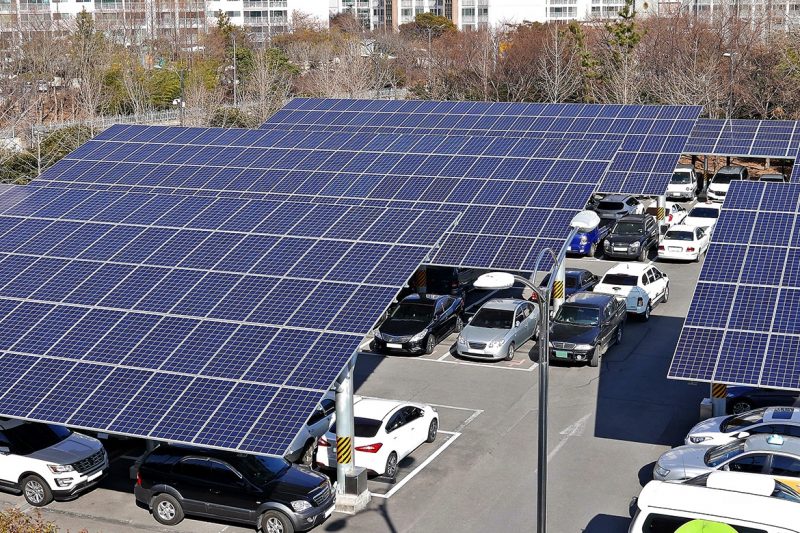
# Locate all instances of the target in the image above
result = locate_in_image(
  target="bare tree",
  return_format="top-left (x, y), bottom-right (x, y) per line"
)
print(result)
top-left (536, 25), bottom-right (581, 103)
top-left (243, 49), bottom-right (293, 123)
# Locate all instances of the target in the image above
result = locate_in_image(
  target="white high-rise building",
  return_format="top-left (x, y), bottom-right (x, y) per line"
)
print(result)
top-left (207, 0), bottom-right (328, 42)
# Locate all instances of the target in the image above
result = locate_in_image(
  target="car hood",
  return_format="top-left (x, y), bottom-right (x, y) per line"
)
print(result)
top-left (656, 445), bottom-right (710, 480)
top-left (607, 234), bottom-right (643, 245)
top-left (687, 417), bottom-right (725, 436)
top-left (667, 182), bottom-right (693, 191)
top-left (379, 320), bottom-right (428, 337)
top-left (550, 323), bottom-right (598, 344)
top-left (708, 182), bottom-right (732, 192)
top-left (460, 326), bottom-right (510, 344)
top-left (26, 433), bottom-right (103, 464)
top-left (269, 466), bottom-right (329, 499)
top-left (684, 216), bottom-right (715, 228)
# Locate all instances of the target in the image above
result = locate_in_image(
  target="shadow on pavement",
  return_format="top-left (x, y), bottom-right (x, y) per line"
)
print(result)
top-left (324, 500), bottom-right (398, 533)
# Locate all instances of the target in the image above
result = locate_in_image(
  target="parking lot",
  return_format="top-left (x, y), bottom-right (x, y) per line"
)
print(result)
top-left (0, 244), bottom-right (709, 533)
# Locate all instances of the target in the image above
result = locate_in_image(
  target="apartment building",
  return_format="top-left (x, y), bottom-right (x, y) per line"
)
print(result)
top-left (207, 0), bottom-right (327, 42)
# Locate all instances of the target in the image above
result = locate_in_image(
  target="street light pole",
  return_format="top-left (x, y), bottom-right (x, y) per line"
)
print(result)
top-left (723, 52), bottom-right (734, 123)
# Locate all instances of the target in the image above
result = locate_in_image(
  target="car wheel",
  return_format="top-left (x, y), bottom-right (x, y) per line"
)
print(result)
top-left (21, 475), bottom-right (52, 507)
top-left (424, 334), bottom-right (436, 355)
top-left (615, 323), bottom-right (624, 345)
top-left (589, 242), bottom-right (597, 257)
top-left (642, 303), bottom-right (651, 321)
top-left (505, 342), bottom-right (515, 361)
top-left (151, 493), bottom-right (184, 526)
top-left (385, 452), bottom-right (399, 480)
top-left (662, 284), bottom-right (669, 303)
top-left (730, 399), bottom-right (753, 414)
top-left (639, 246), bottom-right (647, 262)
top-left (260, 510), bottom-right (295, 533)
top-left (588, 347), bottom-right (599, 367)
top-left (426, 418), bottom-right (438, 443)
top-left (454, 315), bottom-right (464, 333)
top-left (301, 439), bottom-right (317, 466)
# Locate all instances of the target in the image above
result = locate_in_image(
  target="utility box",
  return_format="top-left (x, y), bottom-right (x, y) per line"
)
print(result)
top-left (345, 466), bottom-right (368, 495)
top-left (699, 397), bottom-right (712, 421)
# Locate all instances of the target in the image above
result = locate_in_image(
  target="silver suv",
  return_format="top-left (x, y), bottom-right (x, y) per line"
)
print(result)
top-left (0, 419), bottom-right (108, 506)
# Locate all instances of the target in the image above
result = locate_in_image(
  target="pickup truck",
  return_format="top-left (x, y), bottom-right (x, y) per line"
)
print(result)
top-left (548, 292), bottom-right (626, 367)
top-left (567, 220), bottom-right (613, 257)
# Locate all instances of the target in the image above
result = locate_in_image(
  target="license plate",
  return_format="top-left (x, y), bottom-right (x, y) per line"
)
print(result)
top-left (555, 350), bottom-right (569, 359)
top-left (669, 247), bottom-right (682, 252)
top-left (87, 470), bottom-right (103, 482)
top-left (386, 343), bottom-right (402, 349)
top-left (324, 506), bottom-right (333, 518)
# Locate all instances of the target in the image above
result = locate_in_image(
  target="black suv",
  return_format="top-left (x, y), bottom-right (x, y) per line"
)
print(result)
top-left (134, 444), bottom-right (334, 532)
top-left (371, 294), bottom-right (464, 355)
top-left (549, 292), bottom-right (626, 367)
top-left (602, 214), bottom-right (659, 261)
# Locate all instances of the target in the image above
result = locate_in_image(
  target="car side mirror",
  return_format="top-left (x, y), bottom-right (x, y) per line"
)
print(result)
top-left (736, 431), bottom-right (750, 439)
top-left (514, 321), bottom-right (520, 328)
top-left (0, 446), bottom-right (8, 455)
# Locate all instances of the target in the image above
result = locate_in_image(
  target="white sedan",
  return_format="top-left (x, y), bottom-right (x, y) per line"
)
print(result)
top-left (646, 202), bottom-right (688, 229)
top-left (685, 407), bottom-right (800, 446)
top-left (594, 263), bottom-right (669, 321)
top-left (316, 398), bottom-right (438, 478)
top-left (657, 225), bottom-right (710, 262)
top-left (684, 203), bottom-right (722, 234)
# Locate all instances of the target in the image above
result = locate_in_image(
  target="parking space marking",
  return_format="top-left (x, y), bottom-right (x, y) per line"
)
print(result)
top-left (371, 431), bottom-right (461, 500)
top-left (386, 354), bottom-right (539, 372)
top-left (547, 413), bottom-right (592, 463)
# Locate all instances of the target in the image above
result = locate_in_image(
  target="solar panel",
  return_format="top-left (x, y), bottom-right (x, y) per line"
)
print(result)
top-left (0, 185), bottom-right (458, 455)
top-left (684, 118), bottom-right (800, 160)
top-left (258, 98), bottom-right (702, 196)
top-left (668, 180), bottom-right (800, 390)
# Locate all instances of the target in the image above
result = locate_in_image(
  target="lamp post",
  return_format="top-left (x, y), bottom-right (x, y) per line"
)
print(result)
top-left (474, 210), bottom-right (600, 533)
top-left (722, 52), bottom-right (735, 123)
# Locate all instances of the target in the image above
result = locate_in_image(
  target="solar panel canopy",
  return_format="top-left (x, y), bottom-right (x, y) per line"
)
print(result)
top-left (0, 185), bottom-right (457, 456)
top-left (684, 119), bottom-right (800, 161)
top-left (669, 180), bottom-right (800, 390)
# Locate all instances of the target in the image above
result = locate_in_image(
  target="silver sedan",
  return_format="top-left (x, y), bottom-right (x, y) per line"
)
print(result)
top-left (456, 299), bottom-right (539, 361)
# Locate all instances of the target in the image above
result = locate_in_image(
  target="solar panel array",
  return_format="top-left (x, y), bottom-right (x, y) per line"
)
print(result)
top-left (0, 185), bottom-right (457, 455)
top-left (684, 119), bottom-right (800, 160)
top-left (260, 98), bottom-right (703, 196)
top-left (669, 180), bottom-right (800, 390)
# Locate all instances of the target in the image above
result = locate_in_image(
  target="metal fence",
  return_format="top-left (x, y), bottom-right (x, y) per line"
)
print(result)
top-left (31, 109), bottom-right (182, 136)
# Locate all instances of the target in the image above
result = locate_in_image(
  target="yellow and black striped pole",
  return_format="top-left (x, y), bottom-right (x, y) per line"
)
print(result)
top-left (336, 436), bottom-right (352, 466)
top-left (656, 195), bottom-right (666, 243)
top-left (711, 382), bottom-right (727, 417)
top-left (552, 260), bottom-right (566, 312)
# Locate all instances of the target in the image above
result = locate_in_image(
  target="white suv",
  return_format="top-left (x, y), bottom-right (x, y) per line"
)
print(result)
top-left (0, 419), bottom-right (108, 506)
top-left (594, 263), bottom-right (669, 321)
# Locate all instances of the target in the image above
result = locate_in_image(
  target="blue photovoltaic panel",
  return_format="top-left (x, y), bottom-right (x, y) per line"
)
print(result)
top-left (684, 119), bottom-right (800, 162)
top-left (31, 123), bottom-right (627, 270)
top-left (0, 185), bottom-right (457, 456)
top-left (669, 180), bottom-right (800, 390)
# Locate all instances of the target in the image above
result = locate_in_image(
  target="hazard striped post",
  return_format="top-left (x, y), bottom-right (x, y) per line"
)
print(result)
top-left (711, 382), bottom-right (727, 417)
top-left (656, 195), bottom-right (666, 243)
top-left (336, 436), bottom-right (352, 465)
top-left (335, 361), bottom-right (355, 493)
top-left (552, 260), bottom-right (566, 312)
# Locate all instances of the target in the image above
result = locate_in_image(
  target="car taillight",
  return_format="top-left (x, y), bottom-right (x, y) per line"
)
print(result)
top-left (658, 245), bottom-right (664, 251)
top-left (355, 443), bottom-right (383, 453)
top-left (687, 247), bottom-right (695, 252)
top-left (318, 437), bottom-right (330, 447)
top-left (668, 214), bottom-right (673, 222)
top-left (637, 297), bottom-right (643, 306)
top-left (136, 472), bottom-right (142, 486)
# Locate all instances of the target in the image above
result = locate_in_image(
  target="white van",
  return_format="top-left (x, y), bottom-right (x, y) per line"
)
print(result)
top-left (630, 472), bottom-right (800, 533)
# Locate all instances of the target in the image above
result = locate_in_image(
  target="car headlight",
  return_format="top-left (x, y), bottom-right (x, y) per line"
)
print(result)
top-left (629, 242), bottom-right (640, 250)
top-left (580, 235), bottom-right (588, 244)
top-left (291, 500), bottom-right (312, 512)
top-left (689, 436), bottom-right (712, 444)
top-left (409, 330), bottom-right (427, 343)
top-left (574, 344), bottom-right (593, 351)
top-left (603, 240), bottom-right (611, 249)
top-left (685, 186), bottom-right (693, 191)
top-left (48, 464), bottom-right (74, 473)
top-left (457, 335), bottom-right (466, 345)
top-left (654, 464), bottom-right (670, 478)
top-left (373, 329), bottom-right (383, 340)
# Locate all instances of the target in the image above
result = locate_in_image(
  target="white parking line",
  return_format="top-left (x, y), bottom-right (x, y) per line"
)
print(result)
top-left (546, 413), bottom-right (592, 463)
top-left (371, 431), bottom-right (461, 500)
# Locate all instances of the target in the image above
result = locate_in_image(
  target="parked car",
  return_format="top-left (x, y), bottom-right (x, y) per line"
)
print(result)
top-left (418, 266), bottom-right (481, 298)
top-left (630, 473), bottom-right (800, 533)
top-left (371, 294), bottom-right (464, 355)
top-left (0, 419), bottom-right (108, 506)
top-left (684, 202), bottom-right (722, 234)
top-left (134, 444), bottom-right (334, 532)
top-left (548, 292), bottom-right (626, 367)
top-left (456, 298), bottom-right (540, 361)
top-left (584, 192), bottom-right (607, 210)
top-left (685, 407), bottom-right (800, 446)
top-left (285, 392), bottom-right (335, 465)
top-left (317, 398), bottom-right (438, 478)
top-left (538, 268), bottom-right (600, 300)
top-left (645, 202), bottom-right (688, 231)
top-left (707, 165), bottom-right (748, 202)
top-left (602, 214), bottom-right (659, 262)
top-left (567, 217), bottom-right (612, 257)
top-left (726, 387), bottom-right (800, 415)
top-left (593, 263), bottom-right (669, 321)
top-left (666, 164), bottom-right (699, 201)
top-left (654, 434), bottom-right (800, 493)
top-left (592, 194), bottom-right (645, 221)
top-left (761, 173), bottom-right (788, 183)
top-left (657, 225), bottom-right (710, 262)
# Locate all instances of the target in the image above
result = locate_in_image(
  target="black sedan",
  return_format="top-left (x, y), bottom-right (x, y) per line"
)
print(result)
top-left (371, 294), bottom-right (464, 355)
top-left (726, 386), bottom-right (800, 414)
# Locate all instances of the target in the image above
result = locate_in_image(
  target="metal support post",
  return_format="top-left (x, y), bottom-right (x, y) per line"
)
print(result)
top-left (703, 156), bottom-right (709, 191)
top-left (656, 195), bottom-right (666, 242)
top-left (711, 383), bottom-right (727, 417)
top-left (335, 362), bottom-right (355, 492)
top-left (536, 287), bottom-right (550, 533)
top-left (552, 260), bottom-right (566, 313)
top-left (178, 69), bottom-right (185, 127)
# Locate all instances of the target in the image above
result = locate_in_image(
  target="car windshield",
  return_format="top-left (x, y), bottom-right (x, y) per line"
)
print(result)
top-left (554, 305), bottom-right (599, 326)
top-left (612, 222), bottom-right (643, 235)
top-left (761, 175), bottom-right (785, 182)
top-left (330, 417), bottom-right (381, 438)
top-left (665, 231), bottom-right (695, 242)
top-left (235, 454), bottom-right (290, 482)
top-left (389, 302), bottom-right (434, 322)
top-left (3, 423), bottom-right (72, 455)
top-left (704, 440), bottom-right (746, 467)
top-left (671, 172), bottom-right (692, 184)
top-left (601, 274), bottom-right (638, 286)
top-left (470, 308), bottom-right (514, 329)
top-left (712, 172), bottom-right (741, 185)
top-left (720, 408), bottom-right (767, 433)
top-left (689, 207), bottom-right (719, 219)
top-left (597, 201), bottom-right (624, 211)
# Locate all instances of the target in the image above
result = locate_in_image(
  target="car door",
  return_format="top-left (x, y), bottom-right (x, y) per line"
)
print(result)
top-left (384, 409), bottom-right (411, 457)
top-left (722, 453), bottom-right (769, 474)
top-left (204, 459), bottom-right (257, 523)
top-left (0, 430), bottom-right (17, 490)
top-left (306, 398), bottom-right (336, 439)
top-left (399, 406), bottom-right (427, 455)
top-left (640, 271), bottom-right (653, 304)
top-left (767, 454), bottom-right (800, 492)
top-left (599, 301), bottom-right (615, 348)
top-left (431, 299), bottom-right (448, 339)
top-left (525, 302), bottom-right (539, 338)
top-left (171, 457), bottom-right (213, 515)
top-left (651, 267), bottom-right (668, 302)
top-left (695, 227), bottom-right (709, 254)
top-left (513, 304), bottom-right (528, 344)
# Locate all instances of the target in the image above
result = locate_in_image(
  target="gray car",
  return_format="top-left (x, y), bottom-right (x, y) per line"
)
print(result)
top-left (653, 434), bottom-right (800, 483)
top-left (592, 193), bottom-right (644, 221)
top-left (456, 299), bottom-right (539, 361)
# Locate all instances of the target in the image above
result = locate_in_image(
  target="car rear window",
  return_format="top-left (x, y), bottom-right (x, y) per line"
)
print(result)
top-left (330, 417), bottom-right (381, 438)
top-left (665, 231), bottom-right (694, 241)
top-left (689, 207), bottom-right (719, 218)
top-left (597, 201), bottom-right (624, 211)
top-left (601, 274), bottom-right (638, 286)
